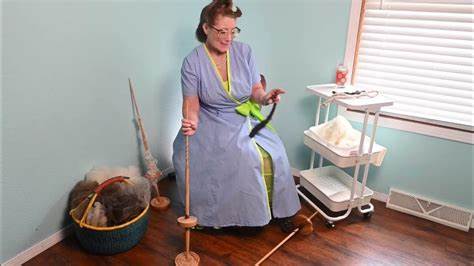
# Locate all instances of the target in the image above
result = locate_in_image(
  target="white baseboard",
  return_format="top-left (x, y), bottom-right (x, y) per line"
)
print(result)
top-left (373, 190), bottom-right (388, 203)
top-left (2, 225), bottom-right (73, 266)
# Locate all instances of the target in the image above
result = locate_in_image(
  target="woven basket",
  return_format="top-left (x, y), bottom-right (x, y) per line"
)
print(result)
top-left (69, 176), bottom-right (150, 255)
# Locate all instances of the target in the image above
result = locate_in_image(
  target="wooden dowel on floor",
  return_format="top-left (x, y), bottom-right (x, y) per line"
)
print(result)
top-left (255, 212), bottom-right (318, 266)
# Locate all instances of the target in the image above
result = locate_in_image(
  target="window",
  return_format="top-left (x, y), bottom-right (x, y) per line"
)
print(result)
top-left (342, 0), bottom-right (473, 144)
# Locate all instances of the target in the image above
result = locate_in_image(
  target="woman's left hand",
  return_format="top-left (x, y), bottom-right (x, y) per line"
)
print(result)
top-left (263, 88), bottom-right (286, 105)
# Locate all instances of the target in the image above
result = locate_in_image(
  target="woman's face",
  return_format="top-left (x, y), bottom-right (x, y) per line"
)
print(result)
top-left (204, 15), bottom-right (237, 54)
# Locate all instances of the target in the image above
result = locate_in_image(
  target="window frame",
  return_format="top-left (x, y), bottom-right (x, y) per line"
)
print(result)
top-left (341, 0), bottom-right (473, 144)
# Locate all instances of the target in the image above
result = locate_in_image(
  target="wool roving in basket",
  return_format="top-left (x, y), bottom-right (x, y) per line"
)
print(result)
top-left (70, 166), bottom-right (153, 227)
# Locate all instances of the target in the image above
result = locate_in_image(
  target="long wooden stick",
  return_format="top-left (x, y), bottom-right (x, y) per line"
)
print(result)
top-left (128, 78), bottom-right (166, 203)
top-left (128, 78), bottom-right (150, 151)
top-left (175, 96), bottom-right (199, 265)
top-left (255, 212), bottom-right (318, 266)
top-left (184, 101), bottom-right (191, 257)
top-left (184, 102), bottom-right (190, 219)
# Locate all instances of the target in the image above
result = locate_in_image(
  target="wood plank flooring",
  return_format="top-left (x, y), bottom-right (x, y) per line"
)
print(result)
top-left (25, 177), bottom-right (473, 265)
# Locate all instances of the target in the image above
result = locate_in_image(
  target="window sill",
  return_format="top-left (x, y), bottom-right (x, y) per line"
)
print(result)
top-left (339, 107), bottom-right (473, 144)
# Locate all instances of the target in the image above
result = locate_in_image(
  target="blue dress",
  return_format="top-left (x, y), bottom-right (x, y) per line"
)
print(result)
top-left (172, 41), bottom-right (300, 227)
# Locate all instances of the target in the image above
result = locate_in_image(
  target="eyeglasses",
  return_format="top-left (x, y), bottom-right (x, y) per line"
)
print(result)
top-left (210, 25), bottom-right (241, 39)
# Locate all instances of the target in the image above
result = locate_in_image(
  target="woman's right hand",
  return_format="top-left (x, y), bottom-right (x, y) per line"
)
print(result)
top-left (181, 118), bottom-right (198, 136)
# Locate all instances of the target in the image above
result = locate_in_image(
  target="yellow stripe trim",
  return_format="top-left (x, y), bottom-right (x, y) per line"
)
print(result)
top-left (248, 119), bottom-right (272, 218)
top-left (203, 45), bottom-right (241, 104)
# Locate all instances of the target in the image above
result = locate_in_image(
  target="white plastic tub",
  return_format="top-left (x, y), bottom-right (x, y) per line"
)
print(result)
top-left (303, 131), bottom-right (387, 167)
top-left (300, 166), bottom-right (374, 212)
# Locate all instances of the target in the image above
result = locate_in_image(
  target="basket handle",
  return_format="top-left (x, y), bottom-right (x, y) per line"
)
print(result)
top-left (79, 176), bottom-right (130, 227)
top-left (94, 176), bottom-right (129, 194)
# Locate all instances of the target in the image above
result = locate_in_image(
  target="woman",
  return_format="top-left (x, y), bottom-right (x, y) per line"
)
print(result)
top-left (172, 0), bottom-right (300, 231)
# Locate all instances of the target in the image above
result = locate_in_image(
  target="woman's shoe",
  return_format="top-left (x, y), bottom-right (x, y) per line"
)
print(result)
top-left (278, 216), bottom-right (297, 233)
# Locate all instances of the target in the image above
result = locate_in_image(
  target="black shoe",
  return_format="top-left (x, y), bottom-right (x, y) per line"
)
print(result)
top-left (234, 226), bottom-right (264, 236)
top-left (278, 216), bottom-right (297, 233)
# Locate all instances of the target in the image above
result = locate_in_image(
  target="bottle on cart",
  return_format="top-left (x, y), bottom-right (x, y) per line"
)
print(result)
top-left (335, 64), bottom-right (348, 87)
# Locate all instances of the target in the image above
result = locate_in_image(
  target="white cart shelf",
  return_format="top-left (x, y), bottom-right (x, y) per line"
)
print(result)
top-left (297, 83), bottom-right (393, 228)
top-left (300, 166), bottom-right (374, 212)
top-left (303, 131), bottom-right (387, 168)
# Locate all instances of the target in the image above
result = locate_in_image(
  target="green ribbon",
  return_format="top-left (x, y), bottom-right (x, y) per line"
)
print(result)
top-left (235, 100), bottom-right (274, 131)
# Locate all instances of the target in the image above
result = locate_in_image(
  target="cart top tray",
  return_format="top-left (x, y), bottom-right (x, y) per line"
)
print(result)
top-left (307, 84), bottom-right (394, 111)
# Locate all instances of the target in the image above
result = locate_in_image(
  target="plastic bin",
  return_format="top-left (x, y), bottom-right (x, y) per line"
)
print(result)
top-left (300, 166), bottom-right (374, 212)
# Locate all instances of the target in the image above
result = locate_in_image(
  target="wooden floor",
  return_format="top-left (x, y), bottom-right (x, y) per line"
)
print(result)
top-left (26, 177), bottom-right (473, 265)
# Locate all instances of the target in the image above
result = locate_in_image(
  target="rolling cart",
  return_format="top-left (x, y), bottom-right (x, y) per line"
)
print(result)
top-left (297, 84), bottom-right (393, 228)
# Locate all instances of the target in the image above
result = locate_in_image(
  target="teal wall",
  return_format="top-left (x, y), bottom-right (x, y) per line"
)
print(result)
top-left (1, 0), bottom-right (472, 263)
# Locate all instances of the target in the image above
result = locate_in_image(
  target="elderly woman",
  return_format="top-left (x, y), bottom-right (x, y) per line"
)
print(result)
top-left (172, 0), bottom-right (300, 232)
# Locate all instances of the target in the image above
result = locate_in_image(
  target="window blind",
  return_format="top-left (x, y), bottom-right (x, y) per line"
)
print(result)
top-left (353, 0), bottom-right (473, 130)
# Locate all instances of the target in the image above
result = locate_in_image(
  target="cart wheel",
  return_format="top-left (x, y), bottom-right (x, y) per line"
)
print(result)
top-left (325, 221), bottom-right (335, 229)
top-left (363, 211), bottom-right (373, 219)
